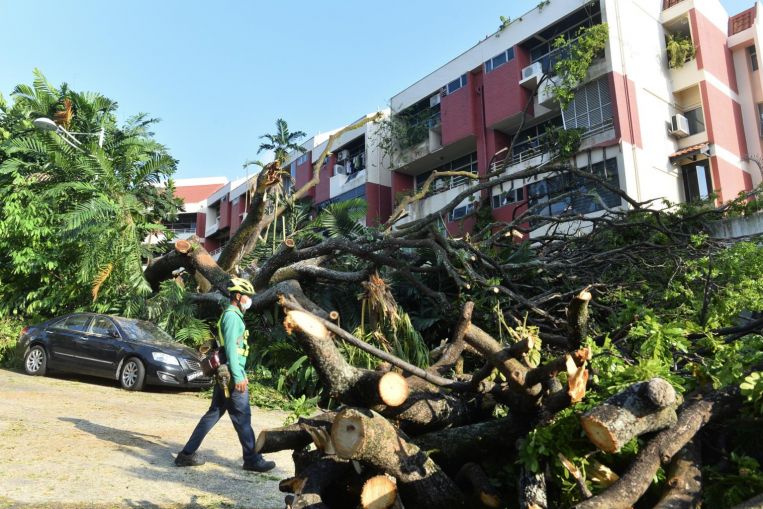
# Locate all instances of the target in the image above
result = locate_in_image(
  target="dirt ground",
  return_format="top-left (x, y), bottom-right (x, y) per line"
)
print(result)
top-left (0, 368), bottom-right (295, 509)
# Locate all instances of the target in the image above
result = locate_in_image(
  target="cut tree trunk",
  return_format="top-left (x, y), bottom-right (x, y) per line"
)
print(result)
top-left (331, 407), bottom-right (467, 509)
top-left (360, 474), bottom-right (398, 509)
top-left (283, 307), bottom-right (492, 433)
top-left (255, 412), bottom-right (337, 454)
top-left (575, 385), bottom-right (741, 509)
top-left (284, 310), bottom-right (409, 408)
top-left (410, 415), bottom-right (526, 473)
top-left (568, 288), bottom-right (592, 348)
top-left (519, 467), bottom-right (548, 509)
top-left (456, 462), bottom-right (502, 508)
top-left (580, 378), bottom-right (679, 453)
top-left (653, 439), bottom-right (701, 509)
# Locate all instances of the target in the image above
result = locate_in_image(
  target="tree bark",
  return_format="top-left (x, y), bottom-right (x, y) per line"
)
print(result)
top-left (575, 386), bottom-right (741, 509)
top-left (331, 407), bottom-right (466, 509)
top-left (144, 237), bottom-right (231, 293)
top-left (580, 378), bottom-right (679, 453)
top-left (290, 454), bottom-right (355, 509)
top-left (653, 439), bottom-right (702, 509)
top-left (732, 493), bottom-right (763, 509)
top-left (428, 301), bottom-right (473, 377)
top-left (255, 412), bottom-right (337, 454)
top-left (283, 309), bottom-right (409, 408)
top-left (456, 462), bottom-right (502, 508)
top-left (519, 467), bottom-right (548, 509)
top-left (568, 288), bottom-right (592, 348)
top-left (410, 415), bottom-right (526, 473)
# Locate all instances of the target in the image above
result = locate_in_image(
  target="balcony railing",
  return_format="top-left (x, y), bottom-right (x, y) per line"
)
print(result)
top-left (663, 0), bottom-right (685, 9)
top-left (489, 118), bottom-right (615, 173)
top-left (423, 171), bottom-right (477, 198)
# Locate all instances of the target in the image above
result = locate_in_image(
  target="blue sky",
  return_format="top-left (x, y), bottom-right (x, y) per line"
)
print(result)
top-left (0, 0), bottom-right (755, 181)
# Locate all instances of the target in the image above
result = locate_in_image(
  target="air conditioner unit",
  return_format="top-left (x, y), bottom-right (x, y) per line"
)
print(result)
top-left (429, 94), bottom-right (441, 107)
top-left (338, 150), bottom-right (350, 161)
top-left (334, 164), bottom-right (346, 175)
top-left (669, 114), bottom-right (690, 138)
top-left (520, 62), bottom-right (543, 89)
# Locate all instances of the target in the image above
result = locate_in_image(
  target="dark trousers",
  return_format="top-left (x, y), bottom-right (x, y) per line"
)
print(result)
top-left (181, 384), bottom-right (259, 465)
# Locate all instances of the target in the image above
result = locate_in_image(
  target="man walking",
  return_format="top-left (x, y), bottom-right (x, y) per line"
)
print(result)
top-left (175, 277), bottom-right (275, 472)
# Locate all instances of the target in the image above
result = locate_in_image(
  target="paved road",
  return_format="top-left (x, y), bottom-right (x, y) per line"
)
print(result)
top-left (0, 368), bottom-right (294, 509)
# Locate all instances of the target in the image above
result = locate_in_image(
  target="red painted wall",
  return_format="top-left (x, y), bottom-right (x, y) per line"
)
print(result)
top-left (441, 74), bottom-right (477, 146)
top-left (314, 154), bottom-right (336, 204)
top-left (295, 151), bottom-right (315, 198)
top-left (218, 197), bottom-right (230, 230)
top-left (483, 45), bottom-right (531, 128)
top-left (204, 237), bottom-right (220, 252)
top-left (365, 182), bottom-right (392, 225)
top-left (691, 9), bottom-right (738, 93)
top-left (710, 156), bottom-right (753, 203)
top-left (229, 195), bottom-right (247, 234)
top-left (491, 199), bottom-right (529, 223)
top-left (700, 81), bottom-right (747, 158)
top-left (391, 171), bottom-right (414, 202)
top-left (195, 212), bottom-right (206, 238)
top-left (610, 72), bottom-right (643, 148)
top-left (446, 215), bottom-right (476, 237)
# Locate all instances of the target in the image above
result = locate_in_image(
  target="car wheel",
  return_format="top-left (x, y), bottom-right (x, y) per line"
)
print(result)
top-left (24, 345), bottom-right (47, 376)
top-left (120, 358), bottom-right (146, 391)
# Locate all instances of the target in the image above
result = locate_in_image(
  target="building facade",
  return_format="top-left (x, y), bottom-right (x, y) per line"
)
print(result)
top-left (386, 0), bottom-right (761, 235)
top-left (177, 0), bottom-right (762, 245)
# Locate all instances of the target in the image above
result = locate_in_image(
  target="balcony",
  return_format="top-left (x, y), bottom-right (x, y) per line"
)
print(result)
top-left (669, 57), bottom-right (700, 92)
top-left (330, 168), bottom-right (367, 198)
top-left (397, 183), bottom-right (480, 226)
top-left (205, 221), bottom-right (219, 238)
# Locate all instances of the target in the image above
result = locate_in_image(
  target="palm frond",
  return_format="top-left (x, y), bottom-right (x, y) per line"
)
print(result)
top-left (91, 263), bottom-right (113, 302)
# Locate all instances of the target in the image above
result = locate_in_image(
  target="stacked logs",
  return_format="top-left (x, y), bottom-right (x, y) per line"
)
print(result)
top-left (260, 293), bottom-right (716, 509)
top-left (259, 295), bottom-right (601, 508)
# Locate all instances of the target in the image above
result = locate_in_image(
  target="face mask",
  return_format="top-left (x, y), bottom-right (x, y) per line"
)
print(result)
top-left (240, 296), bottom-right (252, 311)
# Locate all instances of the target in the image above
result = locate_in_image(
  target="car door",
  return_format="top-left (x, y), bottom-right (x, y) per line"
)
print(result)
top-left (44, 314), bottom-right (93, 373)
top-left (78, 316), bottom-right (123, 377)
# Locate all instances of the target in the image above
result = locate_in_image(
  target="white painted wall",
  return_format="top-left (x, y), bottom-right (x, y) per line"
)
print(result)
top-left (390, 0), bottom-right (593, 113)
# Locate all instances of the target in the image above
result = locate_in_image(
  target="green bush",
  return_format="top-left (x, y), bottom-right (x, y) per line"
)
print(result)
top-left (0, 317), bottom-right (24, 368)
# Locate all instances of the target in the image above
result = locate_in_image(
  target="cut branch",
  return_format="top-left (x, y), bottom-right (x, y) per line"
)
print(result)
top-left (331, 407), bottom-right (467, 509)
top-left (580, 378), bottom-right (679, 453)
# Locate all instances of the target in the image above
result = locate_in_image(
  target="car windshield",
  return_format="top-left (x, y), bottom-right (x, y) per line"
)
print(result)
top-left (114, 318), bottom-right (176, 344)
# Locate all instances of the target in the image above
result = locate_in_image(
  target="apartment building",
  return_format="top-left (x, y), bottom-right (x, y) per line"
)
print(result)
top-left (178, 0), bottom-right (762, 245)
top-left (284, 110), bottom-right (393, 226)
top-left (194, 174), bottom-right (258, 257)
top-left (385, 0), bottom-right (761, 235)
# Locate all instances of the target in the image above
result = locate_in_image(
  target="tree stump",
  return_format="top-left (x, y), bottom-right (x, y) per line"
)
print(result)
top-left (580, 378), bottom-right (679, 453)
top-left (331, 407), bottom-right (466, 509)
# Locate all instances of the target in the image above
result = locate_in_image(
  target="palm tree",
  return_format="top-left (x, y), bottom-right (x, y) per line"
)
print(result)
top-left (0, 70), bottom-right (180, 315)
top-left (254, 118), bottom-right (306, 165)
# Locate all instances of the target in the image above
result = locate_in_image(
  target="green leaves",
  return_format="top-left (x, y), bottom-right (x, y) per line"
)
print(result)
top-left (741, 372), bottom-right (763, 414)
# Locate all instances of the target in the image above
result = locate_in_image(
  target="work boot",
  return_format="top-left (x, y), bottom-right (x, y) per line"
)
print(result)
top-left (243, 456), bottom-right (276, 472)
top-left (175, 451), bottom-right (205, 467)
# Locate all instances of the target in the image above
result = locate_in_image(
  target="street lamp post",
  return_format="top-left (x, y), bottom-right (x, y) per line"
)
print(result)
top-left (33, 117), bottom-right (105, 149)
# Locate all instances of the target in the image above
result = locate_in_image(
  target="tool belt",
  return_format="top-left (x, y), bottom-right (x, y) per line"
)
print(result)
top-left (200, 346), bottom-right (227, 377)
top-left (215, 364), bottom-right (232, 398)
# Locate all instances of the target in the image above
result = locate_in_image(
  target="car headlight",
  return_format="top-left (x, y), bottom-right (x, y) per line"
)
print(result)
top-left (151, 352), bottom-right (180, 366)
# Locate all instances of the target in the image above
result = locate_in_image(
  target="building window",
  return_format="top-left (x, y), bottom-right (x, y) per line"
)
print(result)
top-left (683, 107), bottom-right (705, 135)
top-left (527, 158), bottom-right (621, 218)
top-left (749, 45), bottom-right (759, 71)
top-left (415, 152), bottom-right (478, 194)
top-left (448, 202), bottom-right (476, 222)
top-left (492, 187), bottom-right (525, 209)
top-left (758, 104), bottom-right (763, 135)
top-left (485, 47), bottom-right (516, 73)
top-left (562, 77), bottom-right (613, 131)
top-left (446, 74), bottom-right (468, 94)
top-left (297, 153), bottom-right (308, 165)
top-left (681, 162), bottom-right (712, 201)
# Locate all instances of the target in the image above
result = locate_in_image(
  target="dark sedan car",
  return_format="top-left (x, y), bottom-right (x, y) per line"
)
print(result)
top-left (18, 313), bottom-right (213, 391)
